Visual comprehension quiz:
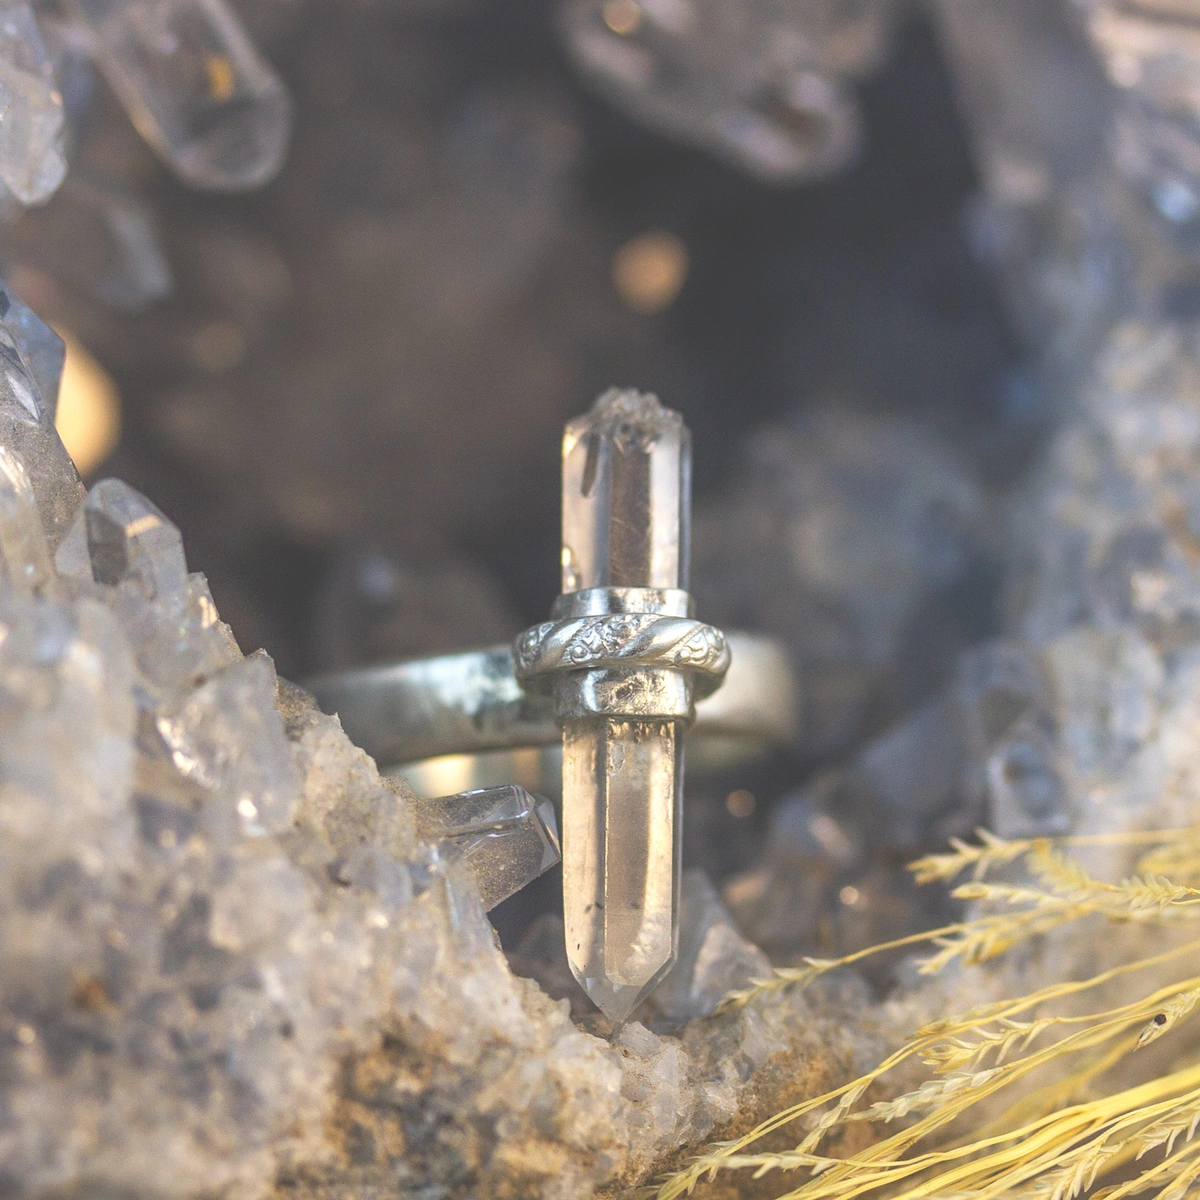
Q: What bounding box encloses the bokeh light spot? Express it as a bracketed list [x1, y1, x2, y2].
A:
[612, 230, 689, 313]
[54, 330, 121, 477]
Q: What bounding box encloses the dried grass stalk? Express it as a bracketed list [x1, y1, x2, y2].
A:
[659, 828, 1200, 1200]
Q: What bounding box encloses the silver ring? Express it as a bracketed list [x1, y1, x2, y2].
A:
[515, 613, 730, 697]
[306, 630, 797, 796]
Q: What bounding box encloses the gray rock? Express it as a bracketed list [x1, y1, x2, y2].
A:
[647, 870, 772, 1025]
[0, 346, 894, 1200]
[693, 409, 989, 758]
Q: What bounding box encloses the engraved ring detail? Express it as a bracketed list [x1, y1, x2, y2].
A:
[513, 613, 730, 697]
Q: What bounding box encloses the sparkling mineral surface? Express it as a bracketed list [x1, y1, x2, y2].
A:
[0, 315, 892, 1199]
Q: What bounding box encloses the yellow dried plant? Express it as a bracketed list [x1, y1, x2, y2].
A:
[658, 827, 1200, 1200]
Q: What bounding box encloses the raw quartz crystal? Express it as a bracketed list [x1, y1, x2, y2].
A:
[3, 168, 174, 310]
[55, 476, 188, 595]
[0, 285, 65, 420]
[0, 0, 66, 205]
[556, 0, 897, 183]
[0, 0, 291, 210]
[66, 0, 292, 191]
[0, 283, 83, 547]
[560, 389, 689, 1023]
[408, 784, 560, 912]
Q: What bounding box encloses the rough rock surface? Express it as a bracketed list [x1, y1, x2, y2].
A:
[10, 3, 1200, 1192]
[0, 341, 897, 1197]
[9, 314, 1200, 1198]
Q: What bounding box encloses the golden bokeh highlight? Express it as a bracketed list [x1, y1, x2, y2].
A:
[725, 788, 756, 819]
[612, 230, 689, 314]
[602, 0, 642, 35]
[54, 330, 122, 477]
[205, 54, 237, 101]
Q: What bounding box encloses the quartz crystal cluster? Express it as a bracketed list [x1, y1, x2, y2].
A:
[0, 0, 289, 214]
[0, 286, 899, 1198]
[8, 259, 1200, 1200]
[930, 0, 1200, 359]
[557, 0, 897, 182]
[728, 0, 1200, 972]
[9, 3, 1200, 1195]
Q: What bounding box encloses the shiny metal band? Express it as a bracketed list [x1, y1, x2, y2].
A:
[514, 613, 729, 695]
[306, 629, 797, 789]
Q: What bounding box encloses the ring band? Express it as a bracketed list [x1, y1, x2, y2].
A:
[306, 630, 797, 795]
[515, 613, 730, 696]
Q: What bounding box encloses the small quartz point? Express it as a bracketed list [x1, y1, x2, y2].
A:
[0, 289, 83, 547]
[65, 0, 292, 191]
[409, 784, 560, 913]
[0, 286, 64, 419]
[0, 443, 54, 596]
[35, 170, 174, 309]
[561, 389, 689, 1022]
[0, 170, 174, 310]
[557, 0, 894, 183]
[55, 477, 188, 600]
[0, 1, 67, 205]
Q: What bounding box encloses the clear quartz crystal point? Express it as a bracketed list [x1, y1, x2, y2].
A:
[55, 477, 188, 600]
[556, 0, 894, 183]
[0, 286, 65, 419]
[36, 171, 174, 309]
[409, 785, 561, 913]
[561, 388, 689, 593]
[560, 388, 689, 1022]
[65, 0, 292, 191]
[0, 443, 54, 595]
[0, 2, 67, 206]
[0, 296, 82, 548]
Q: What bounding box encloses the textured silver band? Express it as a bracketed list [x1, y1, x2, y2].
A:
[305, 629, 796, 777]
[513, 613, 730, 694]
